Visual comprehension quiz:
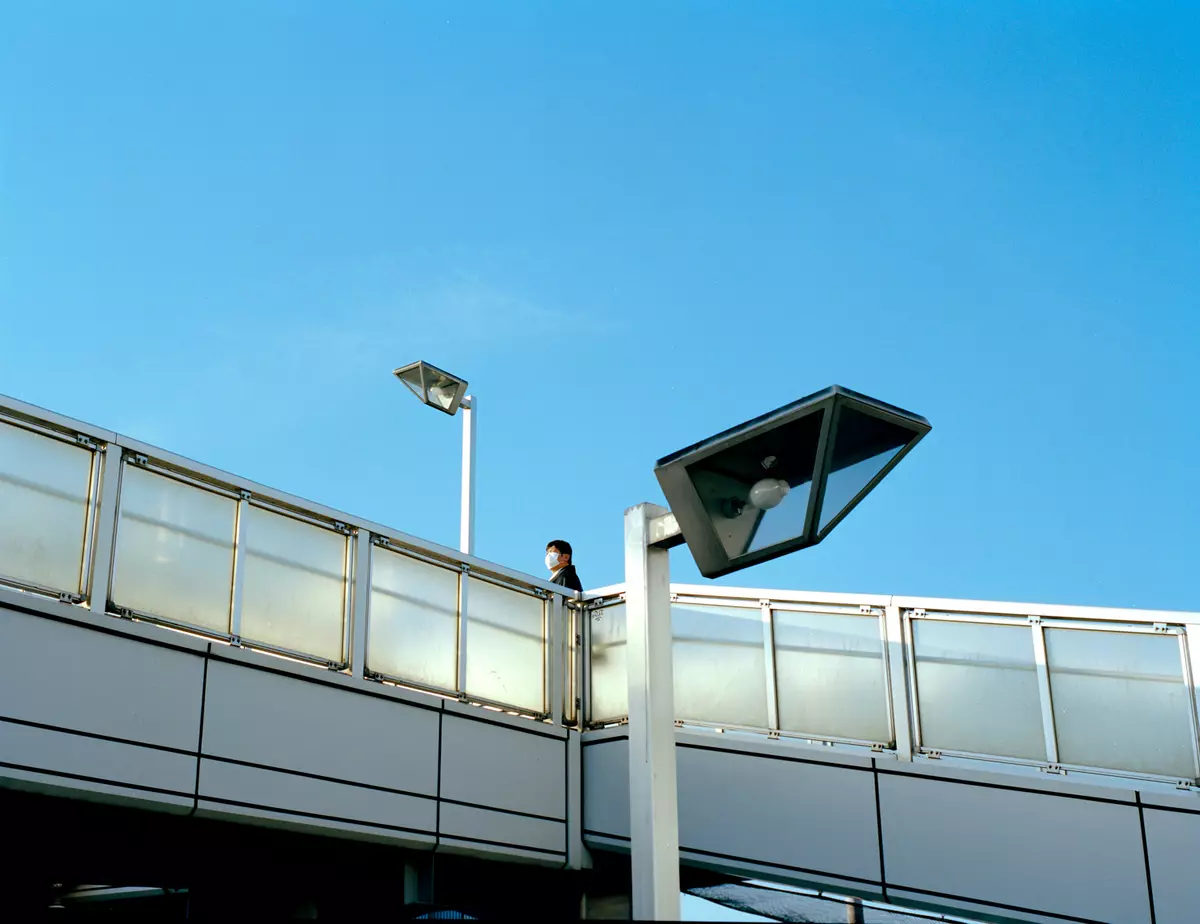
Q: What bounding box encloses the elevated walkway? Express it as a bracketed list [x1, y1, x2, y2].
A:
[2, 392, 1199, 923]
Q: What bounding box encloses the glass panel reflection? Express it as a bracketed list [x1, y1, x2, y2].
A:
[111, 465, 236, 633]
[465, 577, 545, 713]
[913, 619, 1045, 760]
[0, 421, 94, 593]
[239, 506, 348, 662]
[673, 604, 767, 727]
[589, 603, 628, 723]
[368, 547, 460, 691]
[775, 610, 889, 742]
[687, 409, 824, 557]
[1047, 629, 1195, 778]
[818, 407, 911, 534]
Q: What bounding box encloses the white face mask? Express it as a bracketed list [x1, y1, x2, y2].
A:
[545, 551, 561, 571]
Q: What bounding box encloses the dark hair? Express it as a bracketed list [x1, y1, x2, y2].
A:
[547, 539, 573, 560]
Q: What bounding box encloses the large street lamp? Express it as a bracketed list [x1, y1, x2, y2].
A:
[627, 385, 930, 920]
[393, 361, 476, 556]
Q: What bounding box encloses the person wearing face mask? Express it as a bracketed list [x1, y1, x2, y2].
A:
[545, 539, 582, 592]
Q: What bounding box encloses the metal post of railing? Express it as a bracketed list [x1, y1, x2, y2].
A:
[350, 530, 372, 678]
[549, 593, 564, 726]
[761, 600, 780, 732]
[884, 601, 913, 761]
[456, 565, 471, 694]
[229, 492, 250, 643]
[1030, 618, 1059, 765]
[87, 443, 122, 616]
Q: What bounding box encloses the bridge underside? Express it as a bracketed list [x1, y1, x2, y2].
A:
[1, 789, 600, 921]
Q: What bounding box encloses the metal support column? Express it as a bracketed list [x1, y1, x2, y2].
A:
[624, 502, 680, 921]
[460, 395, 476, 556]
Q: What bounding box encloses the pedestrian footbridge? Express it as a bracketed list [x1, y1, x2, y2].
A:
[3, 393, 1200, 923]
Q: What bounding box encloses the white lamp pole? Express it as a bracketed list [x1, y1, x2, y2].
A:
[625, 503, 683, 921]
[459, 395, 476, 556]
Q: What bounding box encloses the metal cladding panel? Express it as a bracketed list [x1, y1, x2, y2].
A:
[439, 715, 566, 820]
[0, 605, 204, 752]
[197, 758, 437, 836]
[0, 719, 197, 802]
[878, 773, 1152, 924]
[582, 738, 630, 840]
[1142, 807, 1200, 924]
[438, 802, 566, 856]
[200, 658, 440, 795]
[676, 745, 881, 884]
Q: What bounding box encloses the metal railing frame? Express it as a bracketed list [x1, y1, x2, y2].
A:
[0, 393, 579, 722]
[582, 582, 1200, 790]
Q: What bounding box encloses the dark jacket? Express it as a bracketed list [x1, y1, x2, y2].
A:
[551, 564, 583, 592]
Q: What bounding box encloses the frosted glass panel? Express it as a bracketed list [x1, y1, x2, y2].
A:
[240, 506, 348, 662]
[775, 610, 889, 742]
[368, 548, 459, 691]
[673, 604, 767, 727]
[466, 577, 545, 712]
[913, 620, 1045, 760]
[111, 465, 236, 632]
[0, 421, 94, 593]
[1047, 629, 1195, 778]
[590, 603, 628, 723]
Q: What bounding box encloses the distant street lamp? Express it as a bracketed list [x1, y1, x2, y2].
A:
[392, 361, 476, 555]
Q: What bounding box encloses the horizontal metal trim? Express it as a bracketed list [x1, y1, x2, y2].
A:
[895, 594, 1200, 626]
[679, 721, 889, 751]
[583, 829, 630, 842]
[204, 650, 443, 713]
[580, 734, 629, 748]
[128, 457, 245, 500]
[1139, 801, 1200, 816]
[0, 406, 106, 445]
[885, 884, 1109, 924]
[198, 754, 435, 803]
[0, 590, 214, 659]
[0, 714, 199, 760]
[0, 759, 194, 801]
[678, 844, 883, 889]
[196, 754, 565, 823]
[912, 747, 1187, 788]
[0, 573, 82, 601]
[876, 765, 1140, 807]
[441, 707, 566, 741]
[434, 832, 566, 858]
[677, 741, 873, 773]
[439, 797, 565, 825]
[196, 795, 435, 838]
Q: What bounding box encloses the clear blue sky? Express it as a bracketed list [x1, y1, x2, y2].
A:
[3, 3, 1198, 613]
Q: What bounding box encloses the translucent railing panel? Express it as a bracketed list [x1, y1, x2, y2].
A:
[111, 464, 236, 633]
[673, 603, 768, 728]
[1046, 628, 1196, 779]
[0, 420, 94, 594]
[465, 577, 545, 713]
[774, 609, 889, 743]
[589, 603, 628, 723]
[240, 505, 348, 662]
[367, 547, 460, 691]
[913, 619, 1045, 760]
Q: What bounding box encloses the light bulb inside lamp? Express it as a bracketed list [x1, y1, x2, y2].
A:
[748, 477, 790, 510]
